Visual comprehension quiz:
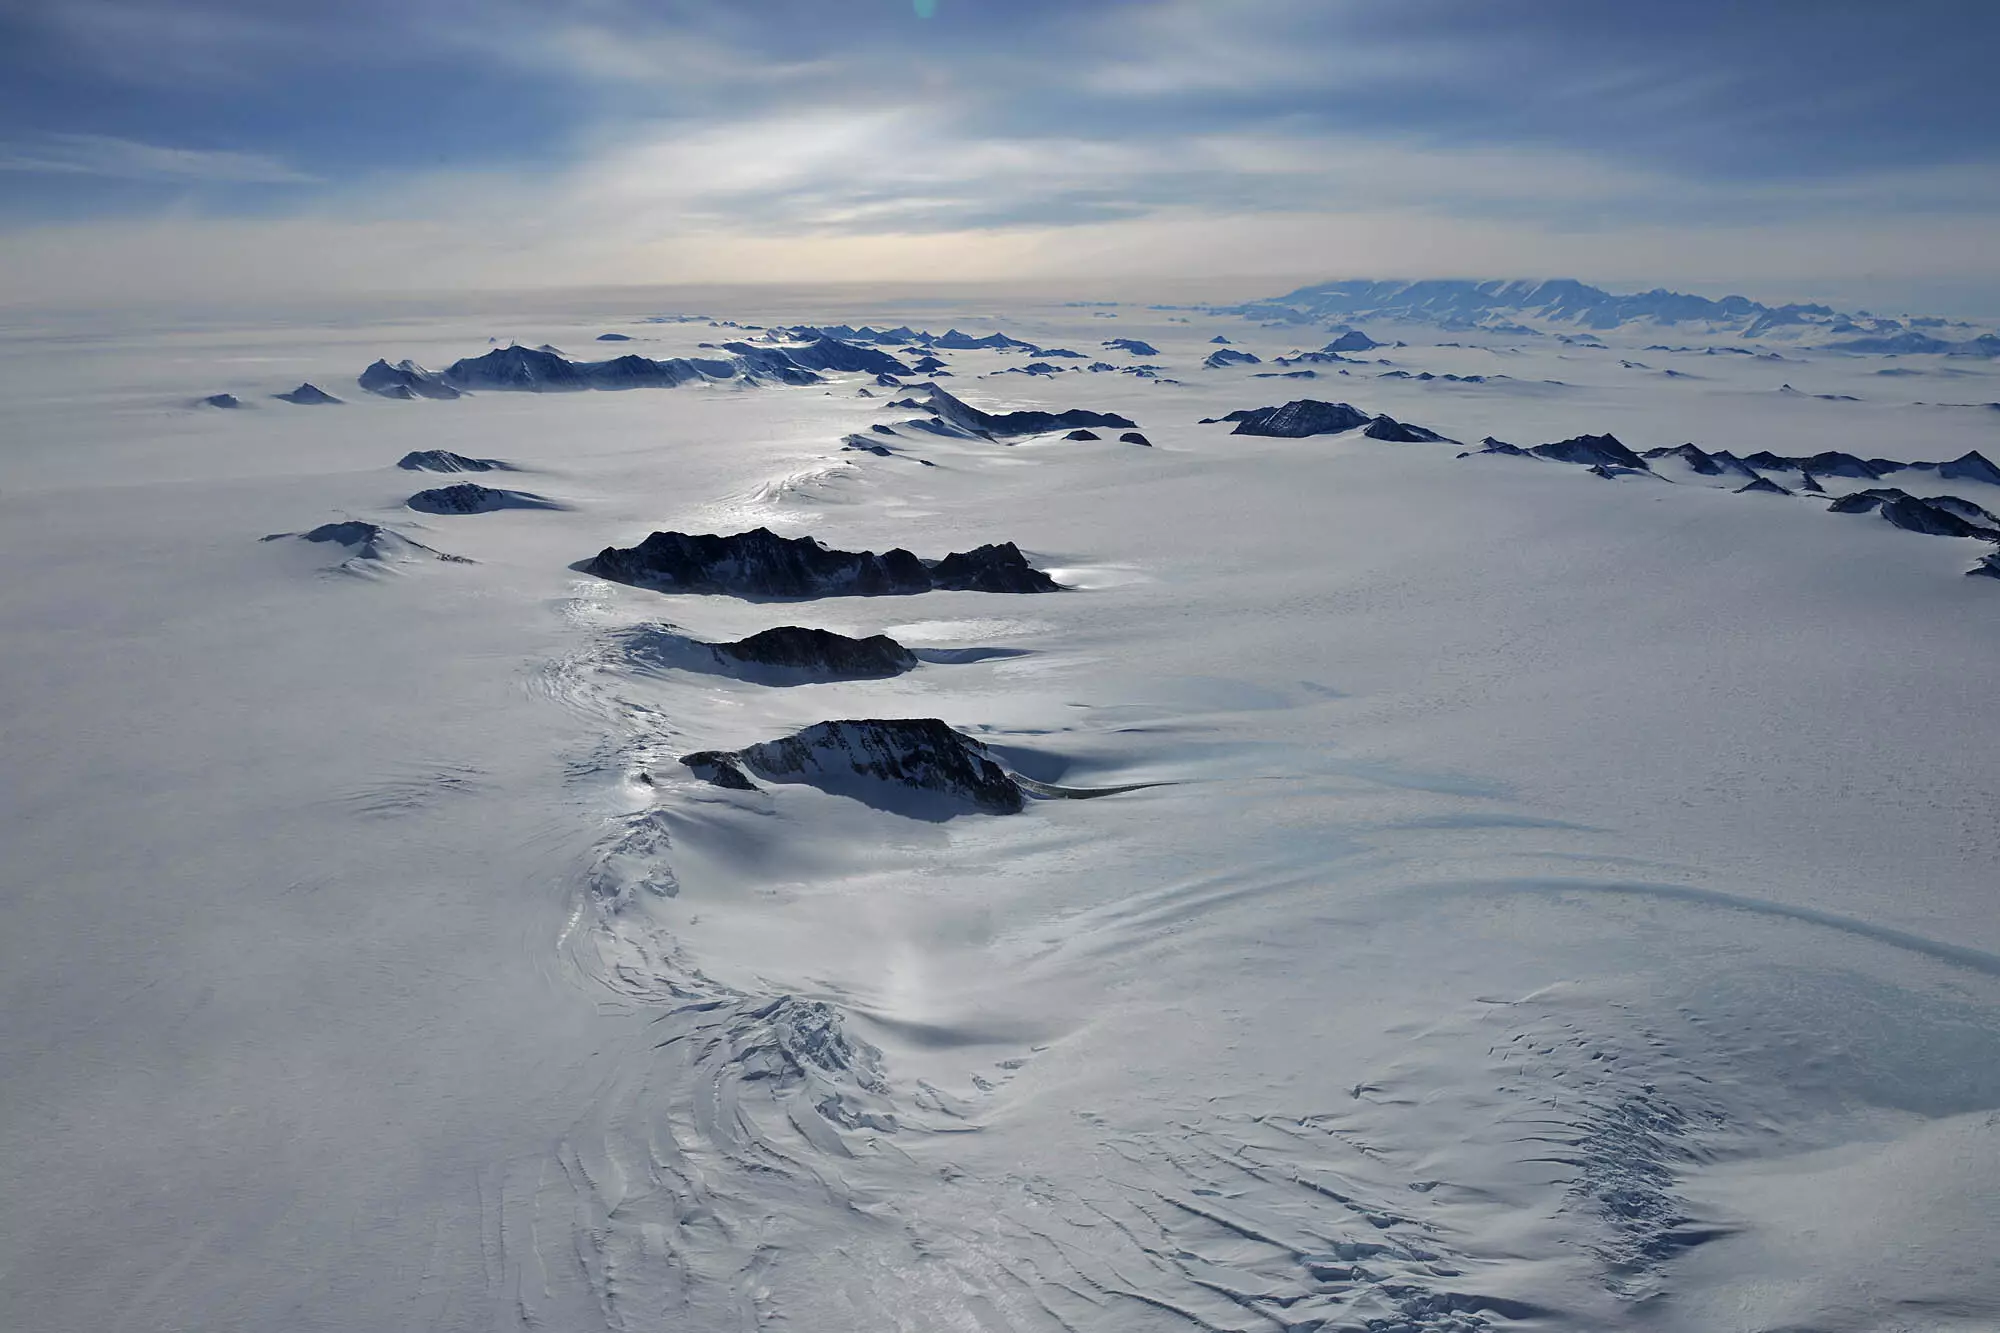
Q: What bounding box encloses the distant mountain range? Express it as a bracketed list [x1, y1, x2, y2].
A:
[1219, 279, 1999, 350]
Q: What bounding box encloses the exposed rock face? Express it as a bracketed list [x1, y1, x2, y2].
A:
[756, 336, 911, 377]
[1103, 338, 1161, 355]
[683, 718, 1027, 816]
[1530, 433, 1651, 470]
[1937, 450, 2000, 486]
[1642, 443, 1726, 474]
[680, 752, 757, 789]
[1736, 475, 1793, 495]
[1223, 399, 1372, 437]
[930, 329, 1038, 351]
[909, 354, 949, 373]
[1204, 348, 1261, 368]
[712, 627, 918, 678]
[1063, 429, 1101, 440]
[201, 393, 241, 409]
[428, 343, 822, 392]
[929, 542, 1061, 592]
[1828, 489, 2000, 537]
[1362, 415, 1451, 443]
[582, 526, 1059, 598]
[397, 450, 516, 473]
[923, 384, 1135, 436]
[1460, 436, 1532, 458]
[407, 483, 562, 514]
[1119, 432, 1153, 447]
[274, 382, 341, 405]
[359, 359, 462, 400]
[260, 521, 470, 567]
[1323, 330, 1382, 352]
[596, 333, 633, 341]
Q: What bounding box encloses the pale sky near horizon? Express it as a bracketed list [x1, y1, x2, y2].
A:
[1, 0, 1996, 312]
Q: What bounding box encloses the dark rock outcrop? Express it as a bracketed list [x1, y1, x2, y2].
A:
[768, 336, 911, 377]
[713, 626, 918, 678]
[924, 384, 1134, 436]
[201, 393, 241, 409]
[396, 450, 517, 473]
[1204, 348, 1261, 368]
[1460, 436, 1532, 458]
[407, 483, 562, 514]
[929, 542, 1060, 592]
[582, 527, 1058, 598]
[596, 333, 633, 341]
[1937, 450, 2000, 486]
[1063, 428, 1101, 440]
[929, 329, 1038, 351]
[1323, 330, 1382, 352]
[359, 359, 462, 400]
[1103, 338, 1161, 355]
[261, 521, 470, 567]
[680, 752, 758, 789]
[682, 718, 1026, 816]
[1642, 443, 1725, 474]
[1119, 432, 1153, 447]
[435, 344, 812, 392]
[1736, 475, 1793, 495]
[1829, 489, 2000, 537]
[1530, 433, 1650, 470]
[274, 382, 341, 405]
[1223, 399, 1372, 437]
[1362, 415, 1452, 443]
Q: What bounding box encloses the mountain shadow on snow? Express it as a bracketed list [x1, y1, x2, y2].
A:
[680, 718, 1026, 818]
[581, 526, 1059, 598]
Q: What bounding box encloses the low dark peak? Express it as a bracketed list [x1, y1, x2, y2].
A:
[713, 626, 918, 678]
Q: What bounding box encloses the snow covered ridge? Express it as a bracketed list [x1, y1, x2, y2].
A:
[258, 520, 472, 573]
[406, 483, 563, 515]
[353, 334, 925, 399]
[580, 525, 1060, 597]
[1204, 397, 1453, 442]
[921, 382, 1136, 437]
[1215, 277, 2000, 346]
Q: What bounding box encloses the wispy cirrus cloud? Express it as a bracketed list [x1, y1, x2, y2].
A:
[0, 133, 316, 183]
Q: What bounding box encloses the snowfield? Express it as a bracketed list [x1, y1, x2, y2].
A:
[3, 287, 1998, 1333]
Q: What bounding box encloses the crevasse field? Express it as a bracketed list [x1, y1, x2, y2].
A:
[3, 285, 1998, 1333]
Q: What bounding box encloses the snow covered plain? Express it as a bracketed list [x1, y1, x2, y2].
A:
[2, 289, 1998, 1333]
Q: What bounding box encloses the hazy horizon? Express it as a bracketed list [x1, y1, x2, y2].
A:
[4, 1, 1998, 312]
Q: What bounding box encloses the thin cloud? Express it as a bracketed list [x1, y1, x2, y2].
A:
[0, 133, 317, 184]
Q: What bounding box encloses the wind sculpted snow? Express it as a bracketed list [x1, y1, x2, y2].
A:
[5, 287, 2000, 1333]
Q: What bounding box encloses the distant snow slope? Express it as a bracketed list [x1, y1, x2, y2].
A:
[1216, 276, 2000, 349]
[2, 288, 1999, 1333]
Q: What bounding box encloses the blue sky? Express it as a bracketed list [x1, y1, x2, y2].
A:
[2, 1, 1997, 307]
